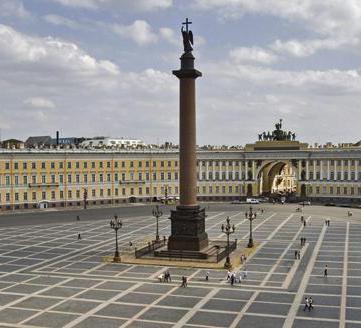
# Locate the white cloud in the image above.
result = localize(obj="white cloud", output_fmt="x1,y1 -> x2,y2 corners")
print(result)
24,97 -> 56,109
230,46 -> 277,64
111,20 -> 158,46
0,0 -> 29,18
159,27 -> 178,45
43,14 -> 82,30
52,0 -> 172,11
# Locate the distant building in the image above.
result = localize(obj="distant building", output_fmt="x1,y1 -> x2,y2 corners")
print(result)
80,137 -> 144,148
25,136 -> 52,148
1,139 -> 24,149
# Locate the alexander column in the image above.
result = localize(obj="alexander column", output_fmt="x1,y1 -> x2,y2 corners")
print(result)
168,19 -> 209,252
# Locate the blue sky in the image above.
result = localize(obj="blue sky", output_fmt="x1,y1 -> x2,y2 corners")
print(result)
1,0 -> 361,145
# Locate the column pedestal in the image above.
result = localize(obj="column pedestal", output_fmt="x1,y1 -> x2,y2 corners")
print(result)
168,205 -> 208,251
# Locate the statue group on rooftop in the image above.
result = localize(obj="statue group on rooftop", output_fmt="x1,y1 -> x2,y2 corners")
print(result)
258,119 -> 296,141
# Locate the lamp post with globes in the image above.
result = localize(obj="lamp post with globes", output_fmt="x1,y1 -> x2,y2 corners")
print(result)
245,206 -> 257,248
221,216 -> 236,269
152,205 -> 163,242
110,215 -> 122,262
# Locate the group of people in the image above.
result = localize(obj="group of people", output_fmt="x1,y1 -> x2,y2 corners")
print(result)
240,254 -> 247,264
304,297 -> 314,311
325,219 -> 331,226
300,216 -> 307,227
158,270 -> 172,282
226,270 -> 248,285
300,237 -> 307,246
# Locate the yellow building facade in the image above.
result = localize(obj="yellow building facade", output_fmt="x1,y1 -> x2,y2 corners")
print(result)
1,138 -> 361,211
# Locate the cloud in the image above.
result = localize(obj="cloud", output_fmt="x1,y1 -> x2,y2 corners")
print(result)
230,46 -> 277,64
52,0 -> 172,11
43,14 -> 82,30
24,97 -> 56,109
195,0 -> 361,57
0,0 -> 29,18
110,20 -> 158,45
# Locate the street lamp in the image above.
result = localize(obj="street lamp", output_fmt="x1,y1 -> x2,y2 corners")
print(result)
164,185 -> 169,205
152,205 -> 163,242
245,206 -> 257,248
110,215 -> 122,262
221,216 -> 236,269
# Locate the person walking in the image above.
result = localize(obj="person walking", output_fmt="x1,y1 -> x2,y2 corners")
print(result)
309,297 -> 314,311
181,276 -> 187,287
205,271 -> 209,281
297,250 -> 301,260
303,297 -> 310,311
226,270 -> 231,281
230,273 -> 235,286
76,215 -> 80,221
77,233 -> 81,240
324,265 -> 328,277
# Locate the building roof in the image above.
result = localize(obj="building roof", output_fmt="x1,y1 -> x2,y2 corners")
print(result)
25,136 -> 52,146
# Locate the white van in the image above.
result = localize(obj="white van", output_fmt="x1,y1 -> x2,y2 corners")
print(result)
246,198 -> 259,204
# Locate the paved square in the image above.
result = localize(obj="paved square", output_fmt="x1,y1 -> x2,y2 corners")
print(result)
0,204 -> 359,327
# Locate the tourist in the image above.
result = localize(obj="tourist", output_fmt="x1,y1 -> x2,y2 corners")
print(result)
243,270 -> 248,279
303,297 -> 310,311
303,220 -> 306,227
158,273 -> 164,282
205,271 -> 209,281
297,250 -> 301,260
324,265 -> 328,277
309,297 -> 314,311
226,270 -> 231,281
76,215 -> 80,221
230,272 -> 235,285
77,233 -> 81,240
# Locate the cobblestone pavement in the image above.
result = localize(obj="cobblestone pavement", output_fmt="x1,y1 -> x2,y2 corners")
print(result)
0,207 -> 360,327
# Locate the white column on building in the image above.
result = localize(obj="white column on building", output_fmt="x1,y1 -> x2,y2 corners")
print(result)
298,160 -> 302,180
252,161 -> 256,180
320,160 -> 323,180
239,161 -> 243,181
355,159 -> 358,181
341,160 -> 344,180
226,161 -> 229,181
212,161 -> 216,180
199,160 -> 202,181
327,160 -> 330,181
334,161 -> 337,181
245,161 -> 248,180
306,160 -> 309,180
206,161 -> 209,181
219,161 -> 222,181
313,160 -> 316,180
348,160 -> 351,181
232,161 -> 235,180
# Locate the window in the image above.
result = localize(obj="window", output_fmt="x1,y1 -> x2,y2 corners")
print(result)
229,186 -> 233,193
76,162 -> 80,169
202,186 -> 206,194
115,173 -> 118,182
175,161 -> 178,167
42,192 -> 46,200
92,174 -> 96,182
76,190 -> 80,198
92,189 -> 96,197
138,173 -> 142,181
42,162 -> 46,169
146,187 -> 150,195
175,172 -> 179,180
115,188 -> 119,196
145,172 -> 149,181
14,162 -> 18,170
60,191 -> 64,199
32,192 -> 36,200
337,187 -> 340,195
209,186 -> 213,193
122,188 -> 126,195
84,174 -> 88,183
351,187 -> 355,195
114,162 -> 118,168
344,172 -> 348,180
316,187 -> 320,194
146,161 -> 149,168
107,189 -> 111,196
99,174 -> 103,182
32,162 -> 36,169
330,186 -> 333,194
99,162 -> 103,169
107,161 -> 111,168
168,161 -> 171,167
51,162 -> 55,169
138,161 -> 142,168
107,173 -> 111,182
222,186 -> 226,193
76,174 -> 80,183
59,175 -> 63,184
161,172 -> 164,180
121,173 -> 126,181
5,193 -> 10,202
23,162 -> 27,170
5,175 -> 11,185
168,172 -> 172,180
153,161 -> 156,168
5,162 -> 10,170
14,176 -> 19,185
67,162 -> 71,169
51,191 -> 55,199
59,162 -> 63,169
91,162 -> 95,169
216,186 -> 220,193
23,192 -> 28,201
344,187 -> 348,195
67,174 -> 72,183
122,161 -> 125,168
153,173 -> 157,181
15,193 -> 19,201
100,189 -> 103,196
161,161 -> 164,167
23,175 -> 28,185
83,162 -> 88,169
330,172 -> 334,180
130,188 -> 134,195
68,190 -> 72,198
130,161 -> 134,168
42,175 -> 46,183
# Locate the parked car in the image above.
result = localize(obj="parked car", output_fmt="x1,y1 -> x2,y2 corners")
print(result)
246,198 -> 259,204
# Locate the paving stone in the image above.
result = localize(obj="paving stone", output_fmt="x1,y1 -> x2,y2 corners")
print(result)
139,306 -> 188,323
13,296 -> 62,310
116,292 -> 161,304
0,308 -> 37,324
95,303 -> 144,318
202,298 -> 246,312
24,312 -> 79,328
235,314 -> 285,328
52,299 -> 101,313
187,310 -> 237,327
292,319 -> 339,328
